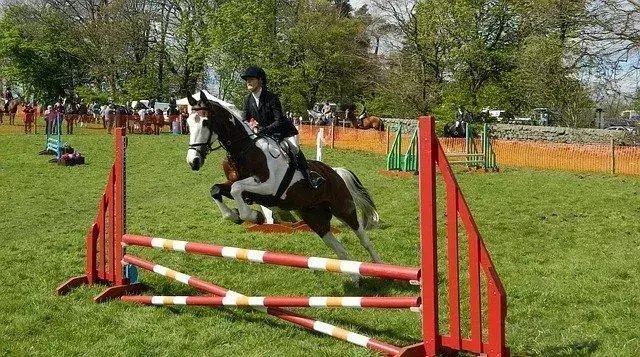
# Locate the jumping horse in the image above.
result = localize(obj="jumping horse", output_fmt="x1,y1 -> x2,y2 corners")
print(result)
184,91 -> 383,282
346,107 -> 385,131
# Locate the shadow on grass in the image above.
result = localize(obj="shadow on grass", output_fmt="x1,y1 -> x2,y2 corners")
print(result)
137,277 -> 420,346
160,301 -> 419,348
342,277 -> 419,296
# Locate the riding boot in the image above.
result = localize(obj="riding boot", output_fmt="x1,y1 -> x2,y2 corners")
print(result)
296,151 -> 325,189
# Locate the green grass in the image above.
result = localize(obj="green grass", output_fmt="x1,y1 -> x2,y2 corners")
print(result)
0,126 -> 639,356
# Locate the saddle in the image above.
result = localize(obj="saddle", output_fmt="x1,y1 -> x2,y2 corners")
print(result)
278,139 -> 298,167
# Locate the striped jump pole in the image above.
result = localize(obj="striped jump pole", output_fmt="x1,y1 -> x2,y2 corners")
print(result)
123,254 -> 402,356
122,295 -> 420,309
123,234 -> 420,282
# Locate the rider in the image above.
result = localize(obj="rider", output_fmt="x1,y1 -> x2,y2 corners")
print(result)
357,104 -> 367,127
240,65 -> 324,189
4,87 -> 13,112
322,101 -> 333,125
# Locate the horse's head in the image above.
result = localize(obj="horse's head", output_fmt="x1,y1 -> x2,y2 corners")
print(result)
185,91 -> 248,171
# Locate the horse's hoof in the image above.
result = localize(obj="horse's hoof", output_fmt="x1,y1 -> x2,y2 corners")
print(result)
230,209 -> 243,224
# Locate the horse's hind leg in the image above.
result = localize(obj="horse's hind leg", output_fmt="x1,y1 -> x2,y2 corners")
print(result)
334,203 -> 383,264
297,206 -> 359,283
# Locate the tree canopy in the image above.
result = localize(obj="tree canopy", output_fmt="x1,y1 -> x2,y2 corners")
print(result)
0,0 -> 637,127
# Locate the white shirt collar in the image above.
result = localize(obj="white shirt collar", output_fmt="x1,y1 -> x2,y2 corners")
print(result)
252,87 -> 262,107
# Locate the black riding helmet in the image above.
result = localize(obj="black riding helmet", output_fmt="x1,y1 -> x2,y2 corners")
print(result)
241,66 -> 267,84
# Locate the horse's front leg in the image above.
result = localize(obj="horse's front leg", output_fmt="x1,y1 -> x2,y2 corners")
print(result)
210,182 -> 242,224
230,177 -> 278,224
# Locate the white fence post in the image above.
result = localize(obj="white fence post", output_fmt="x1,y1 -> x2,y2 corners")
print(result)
316,128 -> 325,161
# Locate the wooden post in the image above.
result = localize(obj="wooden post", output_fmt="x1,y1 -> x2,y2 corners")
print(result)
386,126 -> 391,155
611,137 -> 616,175
331,122 -> 335,149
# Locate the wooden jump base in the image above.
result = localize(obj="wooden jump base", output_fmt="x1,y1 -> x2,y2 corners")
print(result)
57,117 -> 509,357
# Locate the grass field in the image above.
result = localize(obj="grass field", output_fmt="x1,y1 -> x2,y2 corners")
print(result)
1,123 -> 639,356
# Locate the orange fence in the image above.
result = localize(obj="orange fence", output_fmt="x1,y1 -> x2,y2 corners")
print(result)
297,125 -> 640,176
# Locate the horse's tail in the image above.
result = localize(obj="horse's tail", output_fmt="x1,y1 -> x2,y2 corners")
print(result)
379,120 -> 385,131
334,167 -> 379,230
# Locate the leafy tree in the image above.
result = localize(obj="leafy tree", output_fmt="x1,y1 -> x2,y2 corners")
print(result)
0,5 -> 89,104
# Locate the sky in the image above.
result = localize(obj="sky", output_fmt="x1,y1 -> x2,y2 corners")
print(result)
350,0 -> 370,12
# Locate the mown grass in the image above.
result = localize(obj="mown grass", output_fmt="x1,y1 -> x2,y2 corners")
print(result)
0,123 -> 639,356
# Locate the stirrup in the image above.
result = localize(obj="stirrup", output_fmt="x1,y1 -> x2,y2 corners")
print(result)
308,171 -> 325,189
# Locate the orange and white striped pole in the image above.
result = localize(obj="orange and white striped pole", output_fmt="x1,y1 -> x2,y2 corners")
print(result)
123,234 -> 420,282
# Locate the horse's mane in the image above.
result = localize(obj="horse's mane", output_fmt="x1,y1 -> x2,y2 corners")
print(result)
208,97 -> 243,121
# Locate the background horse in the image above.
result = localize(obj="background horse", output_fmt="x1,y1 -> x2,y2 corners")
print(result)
307,109 -> 328,125
101,103 -> 131,134
61,95 -> 89,133
2,98 -> 22,126
443,120 -> 467,138
346,107 -> 385,131
185,91 -> 382,283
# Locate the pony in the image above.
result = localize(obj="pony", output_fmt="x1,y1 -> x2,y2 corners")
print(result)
1,98 -> 22,126
443,120 -> 467,138
101,103 -> 132,134
346,107 -> 385,131
306,109 -> 330,126
61,95 -> 90,133
184,91 -> 383,282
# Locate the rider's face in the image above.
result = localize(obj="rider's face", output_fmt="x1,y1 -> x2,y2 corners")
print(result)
245,77 -> 262,93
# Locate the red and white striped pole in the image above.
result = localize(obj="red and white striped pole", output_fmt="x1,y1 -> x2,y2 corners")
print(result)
122,255 -> 402,356
123,234 -> 420,282
122,295 -> 420,309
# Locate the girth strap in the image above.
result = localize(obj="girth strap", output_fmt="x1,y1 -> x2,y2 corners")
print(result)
275,162 -> 297,199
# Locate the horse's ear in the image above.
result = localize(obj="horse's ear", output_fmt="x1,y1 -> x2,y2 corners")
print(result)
187,93 -> 197,106
199,90 -> 209,107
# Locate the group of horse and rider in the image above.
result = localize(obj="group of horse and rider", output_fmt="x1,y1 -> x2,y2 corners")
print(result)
185,66 -> 383,269
306,100 -> 385,131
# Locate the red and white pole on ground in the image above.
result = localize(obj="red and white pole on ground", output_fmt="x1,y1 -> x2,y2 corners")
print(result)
122,234 -> 420,282
122,295 -> 420,309
122,255 -> 402,356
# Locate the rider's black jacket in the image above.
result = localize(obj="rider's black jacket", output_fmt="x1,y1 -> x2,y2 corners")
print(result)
242,89 -> 298,141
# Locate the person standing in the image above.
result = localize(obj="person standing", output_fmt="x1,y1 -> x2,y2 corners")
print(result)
22,103 -> 35,134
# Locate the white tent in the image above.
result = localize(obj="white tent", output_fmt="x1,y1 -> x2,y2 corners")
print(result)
177,90 -> 242,119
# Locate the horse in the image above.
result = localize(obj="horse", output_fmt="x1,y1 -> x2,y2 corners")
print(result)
307,109 -> 330,126
2,98 -> 22,126
102,103 -> 131,134
346,107 -> 385,131
184,91 -> 382,283
443,120 -> 466,138
61,95 -> 91,133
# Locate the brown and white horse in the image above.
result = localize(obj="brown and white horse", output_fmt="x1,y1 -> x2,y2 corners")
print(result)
184,92 -> 382,281
1,98 -> 22,125
346,108 -> 385,131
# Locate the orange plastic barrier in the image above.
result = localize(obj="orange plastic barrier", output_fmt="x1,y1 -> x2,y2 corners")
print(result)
297,125 -> 640,176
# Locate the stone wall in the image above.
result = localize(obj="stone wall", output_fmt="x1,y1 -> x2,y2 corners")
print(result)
488,124 -> 640,145
380,118 -> 640,145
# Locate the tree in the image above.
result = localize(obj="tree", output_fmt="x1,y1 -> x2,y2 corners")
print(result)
0,5 -> 89,104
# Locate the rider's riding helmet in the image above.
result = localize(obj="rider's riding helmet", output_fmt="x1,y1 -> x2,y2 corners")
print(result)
241,66 -> 267,84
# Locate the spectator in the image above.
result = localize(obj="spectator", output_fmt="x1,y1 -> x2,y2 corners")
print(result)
44,105 -> 53,135
22,103 -> 35,134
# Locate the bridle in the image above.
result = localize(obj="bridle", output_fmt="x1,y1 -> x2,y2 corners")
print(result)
187,107 -> 259,161
188,111 -> 222,159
